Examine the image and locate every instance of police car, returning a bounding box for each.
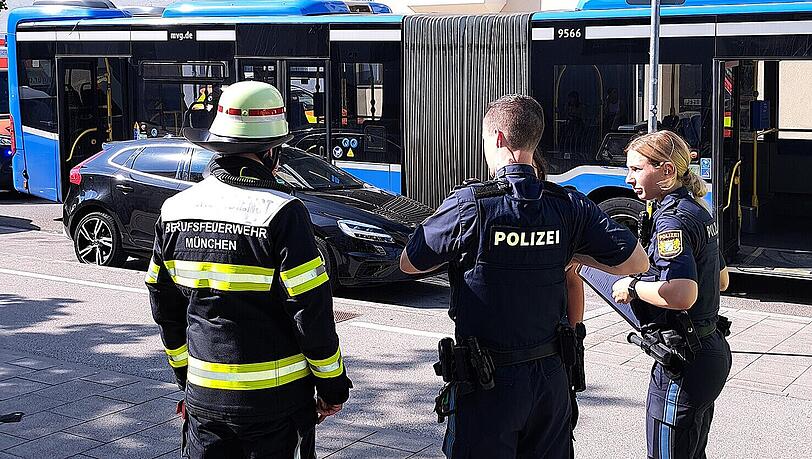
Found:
[62,138,435,287]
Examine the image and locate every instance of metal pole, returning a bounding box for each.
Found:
[648,0,661,133]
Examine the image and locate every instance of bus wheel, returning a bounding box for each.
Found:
[599,197,644,236]
[73,211,126,267]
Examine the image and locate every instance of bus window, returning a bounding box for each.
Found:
[544,63,708,174]
[19,58,57,133]
[241,61,277,85]
[136,62,228,137]
[286,63,325,132]
[0,71,9,114]
[336,63,384,128]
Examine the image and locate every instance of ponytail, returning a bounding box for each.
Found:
[682,169,707,199]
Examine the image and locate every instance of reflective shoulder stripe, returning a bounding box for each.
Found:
[187,354,311,390]
[164,260,275,292]
[280,257,329,296]
[162,176,296,227]
[145,258,161,284]
[165,344,188,368]
[306,348,344,379]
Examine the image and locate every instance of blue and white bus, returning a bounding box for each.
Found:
[8,0,812,278]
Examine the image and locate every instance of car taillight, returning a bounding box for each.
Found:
[68,150,106,186]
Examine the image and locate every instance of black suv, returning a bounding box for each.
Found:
[63,138,435,286]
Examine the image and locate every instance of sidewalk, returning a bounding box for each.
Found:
[0,346,440,459]
[2,306,811,458]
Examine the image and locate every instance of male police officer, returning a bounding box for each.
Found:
[146,81,351,458]
[401,94,649,458]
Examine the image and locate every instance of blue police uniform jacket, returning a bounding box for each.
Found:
[644,186,725,328]
[406,164,638,351]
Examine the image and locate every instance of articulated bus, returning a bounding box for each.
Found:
[7,0,812,278]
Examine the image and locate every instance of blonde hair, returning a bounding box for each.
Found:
[626,130,706,199]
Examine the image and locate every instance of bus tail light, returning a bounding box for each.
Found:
[7,114,15,156]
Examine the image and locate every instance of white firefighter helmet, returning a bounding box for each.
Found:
[183,80,293,155]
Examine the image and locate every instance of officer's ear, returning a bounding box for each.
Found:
[662,161,676,176]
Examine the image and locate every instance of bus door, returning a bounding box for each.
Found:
[714,60,744,261]
[239,58,331,158]
[57,57,127,197]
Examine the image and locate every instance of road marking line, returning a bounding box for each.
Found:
[348,321,451,339]
[0,268,147,294]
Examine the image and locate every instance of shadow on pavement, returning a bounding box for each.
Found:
[0,215,40,234]
[338,276,450,310]
[725,273,812,307]
[0,292,172,383]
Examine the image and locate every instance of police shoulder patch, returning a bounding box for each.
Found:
[657,230,684,259]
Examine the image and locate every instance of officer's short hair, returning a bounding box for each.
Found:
[483,95,545,152]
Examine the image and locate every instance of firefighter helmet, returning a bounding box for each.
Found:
[183,81,293,155]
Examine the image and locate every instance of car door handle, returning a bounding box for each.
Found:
[116,184,134,193]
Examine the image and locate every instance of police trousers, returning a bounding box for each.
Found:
[646,332,732,459]
[443,355,573,459]
[182,403,317,459]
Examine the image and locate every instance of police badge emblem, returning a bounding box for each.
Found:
[657,230,683,259]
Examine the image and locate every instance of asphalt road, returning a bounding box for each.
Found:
[2,191,812,457]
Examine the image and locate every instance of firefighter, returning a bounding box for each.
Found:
[146,80,351,458]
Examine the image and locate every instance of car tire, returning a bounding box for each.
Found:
[315,236,337,291]
[598,197,645,236]
[73,211,127,267]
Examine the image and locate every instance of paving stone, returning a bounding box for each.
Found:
[784,384,812,401]
[361,429,434,453]
[79,371,139,387]
[329,441,412,458]
[0,350,25,363]
[407,445,445,459]
[0,410,83,440]
[733,367,798,389]
[793,367,812,388]
[51,395,133,421]
[0,392,67,417]
[101,379,178,404]
[138,417,183,444]
[66,411,158,442]
[162,391,185,402]
[316,421,377,453]
[153,450,181,458]
[0,431,26,449]
[0,378,49,401]
[31,379,115,402]
[0,451,22,459]
[0,363,35,380]
[726,378,787,395]
[115,396,181,424]
[18,365,96,385]
[6,431,103,459]
[7,357,57,371]
[82,433,178,459]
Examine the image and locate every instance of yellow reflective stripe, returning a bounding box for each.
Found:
[165,344,188,368]
[280,257,323,281]
[164,260,275,291]
[145,259,161,284]
[307,348,344,378]
[186,354,312,390]
[287,271,329,296]
[166,260,275,276]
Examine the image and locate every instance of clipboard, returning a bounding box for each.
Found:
[577,265,642,331]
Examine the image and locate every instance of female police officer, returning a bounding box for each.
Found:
[612,130,731,459]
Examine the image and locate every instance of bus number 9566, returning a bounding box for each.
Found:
[557,28,582,39]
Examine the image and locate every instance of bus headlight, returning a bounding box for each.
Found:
[337,220,394,244]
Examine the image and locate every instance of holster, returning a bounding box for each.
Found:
[630,311,700,379]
